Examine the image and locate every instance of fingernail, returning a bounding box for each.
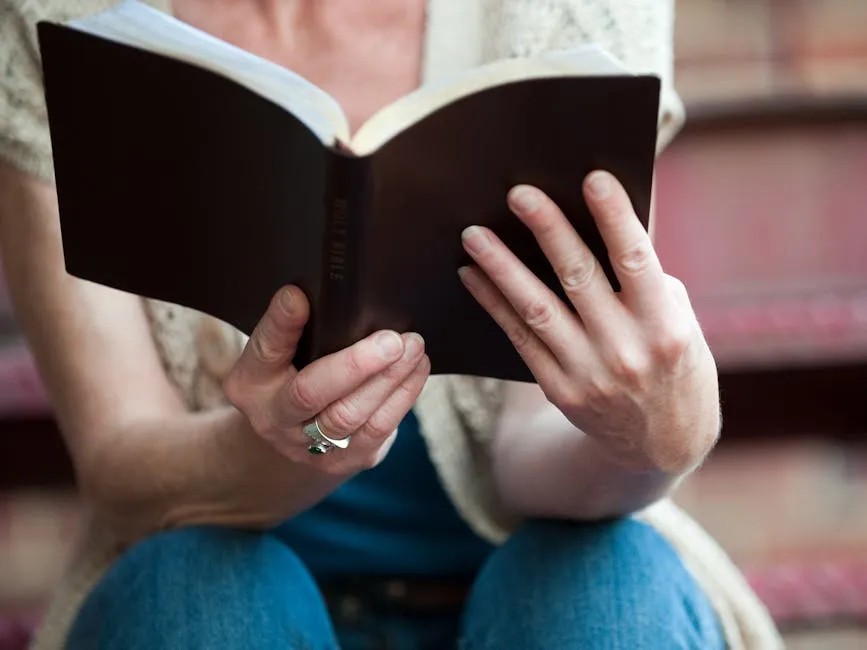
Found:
[462,226,489,254]
[405,333,424,357]
[508,185,539,213]
[375,331,404,360]
[278,286,295,312]
[586,171,613,199]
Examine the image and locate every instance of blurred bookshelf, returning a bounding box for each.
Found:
[656,0,867,382]
[675,0,867,109]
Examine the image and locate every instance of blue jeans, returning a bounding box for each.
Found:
[66,518,725,649]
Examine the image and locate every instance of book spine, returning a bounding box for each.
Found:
[311,148,371,361]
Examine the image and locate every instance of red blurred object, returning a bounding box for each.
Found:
[654,103,867,370]
[0,343,50,417]
[0,613,39,650]
[747,561,867,628]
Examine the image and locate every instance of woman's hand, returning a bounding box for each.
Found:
[458,171,720,475]
[224,286,430,476]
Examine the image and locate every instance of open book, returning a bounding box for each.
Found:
[37,0,662,382]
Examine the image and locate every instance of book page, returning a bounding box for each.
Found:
[68,0,351,145]
[350,46,632,155]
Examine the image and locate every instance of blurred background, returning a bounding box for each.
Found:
[1,0,866,648]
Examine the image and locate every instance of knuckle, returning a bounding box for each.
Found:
[609,349,650,387]
[361,415,387,441]
[651,325,692,364]
[325,399,361,435]
[520,300,559,332]
[364,410,401,441]
[563,393,588,414]
[504,321,534,351]
[545,383,581,412]
[584,376,620,408]
[559,255,598,292]
[286,376,320,414]
[615,242,654,276]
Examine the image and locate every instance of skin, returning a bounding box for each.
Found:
[468,178,720,520]
[0,0,719,543]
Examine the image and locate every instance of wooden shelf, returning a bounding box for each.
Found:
[681,94,867,133]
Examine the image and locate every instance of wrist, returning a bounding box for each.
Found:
[160,407,352,532]
[81,406,355,542]
[79,408,274,541]
[595,410,721,478]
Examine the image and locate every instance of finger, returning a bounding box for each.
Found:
[315,333,426,440]
[278,329,406,423]
[458,265,572,386]
[460,225,582,363]
[232,286,309,385]
[506,184,622,331]
[317,357,431,474]
[583,171,671,318]
[666,275,693,312]
[355,353,431,449]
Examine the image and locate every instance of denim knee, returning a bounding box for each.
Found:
[460,517,725,650]
[66,526,338,650]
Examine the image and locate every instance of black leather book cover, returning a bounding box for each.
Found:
[37,22,661,382]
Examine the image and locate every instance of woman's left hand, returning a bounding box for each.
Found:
[458,170,720,475]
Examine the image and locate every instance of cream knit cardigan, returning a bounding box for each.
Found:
[1,0,783,647]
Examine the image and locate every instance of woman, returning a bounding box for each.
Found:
[0,0,781,648]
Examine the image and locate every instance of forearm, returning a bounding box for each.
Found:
[0,166,347,542]
[80,406,346,542]
[491,385,716,521]
[493,419,684,521]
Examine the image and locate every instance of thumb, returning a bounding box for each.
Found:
[233,286,309,385]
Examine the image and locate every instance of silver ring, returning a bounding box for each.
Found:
[302,418,351,451]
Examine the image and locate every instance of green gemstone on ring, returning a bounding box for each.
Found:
[307,443,328,455]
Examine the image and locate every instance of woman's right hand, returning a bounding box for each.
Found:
[223,285,430,476]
